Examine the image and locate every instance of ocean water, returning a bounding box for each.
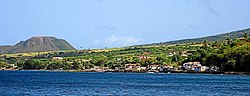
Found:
[0,71,249,96]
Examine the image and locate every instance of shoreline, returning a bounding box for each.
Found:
[1,69,250,76]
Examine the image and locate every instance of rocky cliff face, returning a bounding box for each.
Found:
[0,36,75,54]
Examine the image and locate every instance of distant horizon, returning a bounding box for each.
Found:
[1,0,250,48]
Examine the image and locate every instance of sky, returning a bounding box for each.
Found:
[0,0,250,49]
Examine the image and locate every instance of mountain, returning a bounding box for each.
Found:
[143,28,250,46]
[0,36,76,54]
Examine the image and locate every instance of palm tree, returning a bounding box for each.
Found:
[226,37,231,45]
[213,41,221,48]
[203,40,208,47]
[243,32,248,39]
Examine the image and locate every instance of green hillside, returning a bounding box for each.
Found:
[144,28,250,46]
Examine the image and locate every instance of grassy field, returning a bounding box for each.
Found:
[0,50,70,57]
[0,43,200,58]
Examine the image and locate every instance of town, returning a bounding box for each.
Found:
[0,56,221,74]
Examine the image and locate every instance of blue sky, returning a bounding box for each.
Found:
[0,0,250,49]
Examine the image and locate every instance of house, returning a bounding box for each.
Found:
[124,63,141,72]
[238,37,246,41]
[194,66,210,72]
[183,62,201,70]
[181,54,188,57]
[237,37,250,42]
[140,67,147,70]
[147,64,160,72]
[180,51,189,57]
[52,57,63,60]
[159,66,175,72]
[20,56,33,60]
[102,67,109,70]
[148,64,159,70]
[200,66,209,72]
[115,67,125,72]
[82,59,91,62]
[91,66,104,72]
[168,52,174,57]
[138,56,150,60]
[36,54,51,58]
[138,52,151,60]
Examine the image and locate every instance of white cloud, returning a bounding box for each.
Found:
[94,35,142,48]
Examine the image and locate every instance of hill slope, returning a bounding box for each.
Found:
[0,36,75,54]
[145,28,250,46]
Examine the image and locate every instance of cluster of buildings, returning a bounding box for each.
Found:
[109,61,220,73]
[1,54,221,73]
[115,63,177,73]
[51,56,220,73]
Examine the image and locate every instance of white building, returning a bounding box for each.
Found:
[183,62,201,70]
[194,66,210,72]
[52,57,63,60]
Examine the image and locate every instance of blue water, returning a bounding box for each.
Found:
[0,71,249,96]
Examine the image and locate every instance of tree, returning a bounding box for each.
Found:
[226,37,232,45]
[16,61,24,68]
[212,41,221,49]
[243,32,248,39]
[47,61,63,70]
[62,61,72,70]
[203,40,208,47]
[0,61,7,69]
[23,60,46,69]
[156,56,164,65]
[72,61,83,70]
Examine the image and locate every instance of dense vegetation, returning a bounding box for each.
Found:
[184,35,250,71]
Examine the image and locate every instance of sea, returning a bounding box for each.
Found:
[0,70,249,96]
